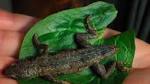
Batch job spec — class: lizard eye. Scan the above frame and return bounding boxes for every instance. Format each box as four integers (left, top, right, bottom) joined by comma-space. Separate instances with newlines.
11, 63, 15, 66
10, 74, 17, 79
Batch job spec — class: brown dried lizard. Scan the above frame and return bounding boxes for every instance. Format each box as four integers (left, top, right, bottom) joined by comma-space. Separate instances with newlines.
4, 15, 127, 84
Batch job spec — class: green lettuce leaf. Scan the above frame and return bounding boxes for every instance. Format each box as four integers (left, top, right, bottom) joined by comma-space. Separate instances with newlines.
19, 1, 117, 59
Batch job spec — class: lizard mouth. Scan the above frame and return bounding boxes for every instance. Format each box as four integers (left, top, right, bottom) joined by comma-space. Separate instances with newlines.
4, 64, 18, 79
4, 70, 16, 79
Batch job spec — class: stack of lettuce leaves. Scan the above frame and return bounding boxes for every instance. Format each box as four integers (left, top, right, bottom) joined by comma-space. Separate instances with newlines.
19, 1, 135, 84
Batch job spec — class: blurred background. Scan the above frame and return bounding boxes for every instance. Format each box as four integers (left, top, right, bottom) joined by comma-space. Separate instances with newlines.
0, 0, 150, 43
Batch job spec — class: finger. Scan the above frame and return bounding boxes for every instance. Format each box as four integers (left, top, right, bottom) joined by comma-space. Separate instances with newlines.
13, 13, 37, 32
0, 9, 37, 32
133, 39, 150, 68
0, 77, 17, 84
0, 56, 15, 71
123, 68, 150, 84
103, 28, 120, 38
0, 31, 24, 57
0, 9, 14, 30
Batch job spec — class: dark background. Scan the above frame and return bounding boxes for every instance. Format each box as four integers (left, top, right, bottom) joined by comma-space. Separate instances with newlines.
0, 0, 150, 43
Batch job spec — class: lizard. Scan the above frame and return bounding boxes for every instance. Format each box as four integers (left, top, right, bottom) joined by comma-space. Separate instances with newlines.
4, 15, 127, 84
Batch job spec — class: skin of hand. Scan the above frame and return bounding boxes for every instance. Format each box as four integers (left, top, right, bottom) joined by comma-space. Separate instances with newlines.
0, 9, 150, 84
0, 9, 36, 84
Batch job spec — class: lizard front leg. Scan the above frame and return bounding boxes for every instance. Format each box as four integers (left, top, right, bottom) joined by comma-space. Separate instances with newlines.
75, 15, 97, 48
84, 15, 97, 35
32, 34, 48, 55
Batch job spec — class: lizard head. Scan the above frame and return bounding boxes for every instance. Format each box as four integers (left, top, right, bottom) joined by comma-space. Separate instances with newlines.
100, 45, 118, 57
91, 45, 118, 61
4, 60, 39, 79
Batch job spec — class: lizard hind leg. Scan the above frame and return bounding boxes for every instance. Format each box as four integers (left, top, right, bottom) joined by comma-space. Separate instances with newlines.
43, 75, 70, 84
116, 62, 130, 72
91, 62, 116, 79
74, 15, 98, 48
32, 34, 48, 55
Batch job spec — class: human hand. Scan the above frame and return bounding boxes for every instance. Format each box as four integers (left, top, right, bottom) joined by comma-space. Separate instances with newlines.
0, 10, 36, 84
0, 10, 150, 84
